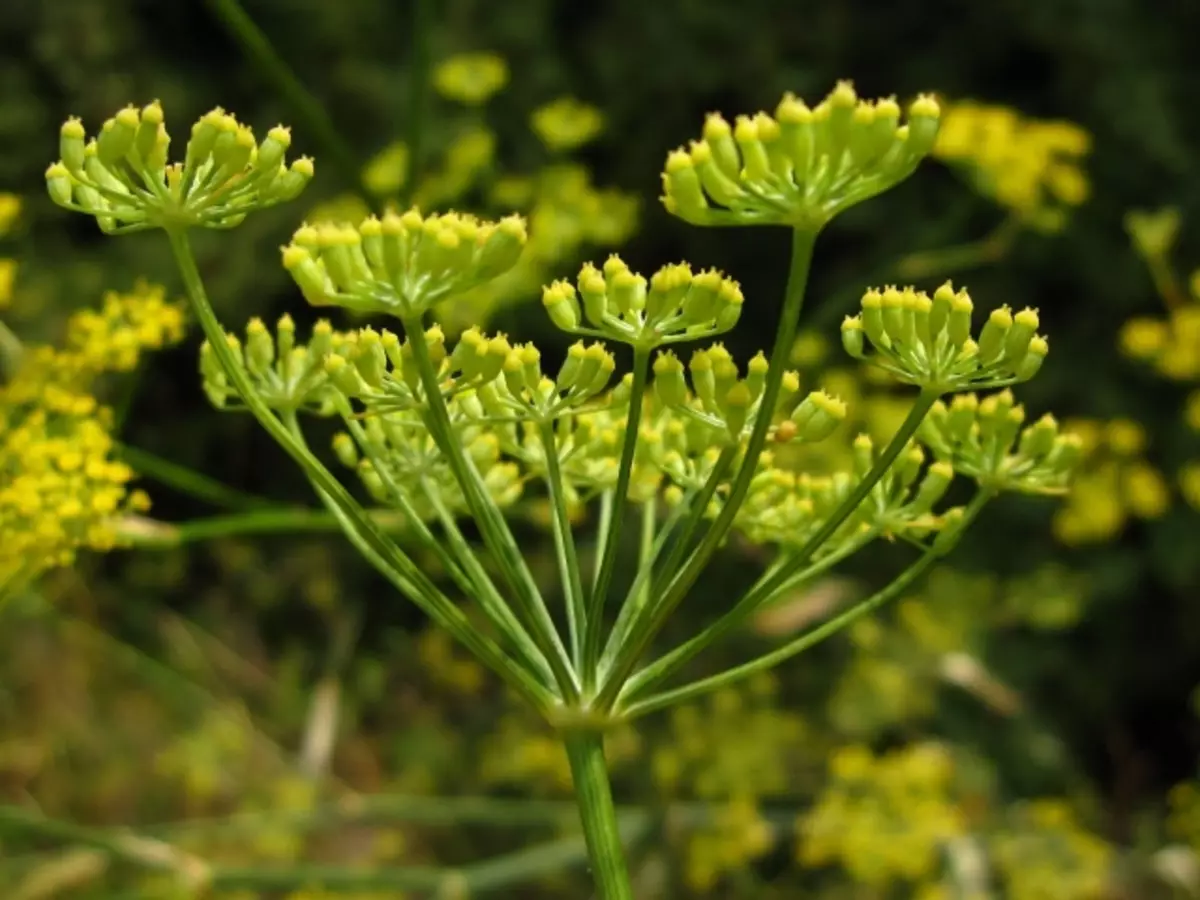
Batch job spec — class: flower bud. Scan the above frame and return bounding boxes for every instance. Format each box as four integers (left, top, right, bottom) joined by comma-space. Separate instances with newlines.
475, 214, 527, 278
578, 262, 609, 326
977, 306, 1012, 366
59, 118, 89, 176
324, 354, 364, 396
861, 289, 888, 348
662, 149, 709, 220
332, 433, 359, 468
852, 433, 875, 479
841, 315, 866, 358
1004, 307, 1039, 364
906, 94, 941, 157
947, 290, 974, 348
96, 106, 140, 167
1014, 335, 1048, 381
1018, 413, 1059, 461
653, 351, 688, 408
245, 317, 275, 374
930, 281, 956, 339
791, 390, 847, 442
556, 341, 587, 392
543, 280, 581, 331
45, 162, 74, 207
912, 460, 954, 513
722, 381, 753, 436
282, 244, 335, 306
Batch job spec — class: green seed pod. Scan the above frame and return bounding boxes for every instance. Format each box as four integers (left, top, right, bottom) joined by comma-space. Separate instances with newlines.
332, 433, 359, 469
905, 94, 941, 158
653, 351, 688, 408
578, 263, 609, 327
1014, 335, 1049, 381
929, 281, 956, 341
556, 341, 587, 392
256, 124, 292, 174
713, 279, 745, 332
947, 290, 974, 348
135, 101, 165, 167
776, 92, 815, 181
861, 289, 888, 349
690, 140, 744, 207
282, 244, 334, 307
977, 306, 1013, 366
60, 118, 88, 173
662, 150, 710, 219
1004, 307, 1040, 365
543, 280, 582, 331
96, 106, 139, 167
912, 460, 954, 514
245, 318, 275, 374
610, 268, 647, 319
734, 114, 772, 184
841, 315, 866, 359
1018, 413, 1059, 461
689, 348, 718, 413
702, 113, 743, 180
45, 162, 74, 207
722, 381, 753, 436
792, 391, 847, 442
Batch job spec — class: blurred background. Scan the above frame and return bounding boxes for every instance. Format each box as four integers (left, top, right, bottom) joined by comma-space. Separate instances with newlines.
2, 0, 1200, 896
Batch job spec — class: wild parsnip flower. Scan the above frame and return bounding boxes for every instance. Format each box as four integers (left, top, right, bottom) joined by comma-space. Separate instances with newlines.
990, 800, 1113, 900
662, 81, 941, 227
281, 210, 528, 318
842, 282, 1049, 390
934, 100, 1091, 231
1052, 417, 1171, 544
0, 283, 184, 596
531, 97, 605, 152
920, 390, 1080, 495
46, 103, 312, 232
433, 52, 509, 105
798, 742, 965, 888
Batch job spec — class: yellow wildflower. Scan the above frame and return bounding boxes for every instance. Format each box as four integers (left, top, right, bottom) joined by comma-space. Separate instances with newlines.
433, 52, 508, 105
531, 97, 605, 152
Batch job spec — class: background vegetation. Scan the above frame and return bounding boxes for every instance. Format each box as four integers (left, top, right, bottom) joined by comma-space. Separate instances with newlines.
1, 0, 1199, 896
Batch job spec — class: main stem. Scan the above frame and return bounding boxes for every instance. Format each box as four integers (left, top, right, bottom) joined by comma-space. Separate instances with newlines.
563, 731, 633, 900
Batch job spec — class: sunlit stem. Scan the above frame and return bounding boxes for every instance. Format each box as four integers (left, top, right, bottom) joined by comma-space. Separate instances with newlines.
400, 313, 579, 700
538, 420, 589, 669
583, 347, 651, 691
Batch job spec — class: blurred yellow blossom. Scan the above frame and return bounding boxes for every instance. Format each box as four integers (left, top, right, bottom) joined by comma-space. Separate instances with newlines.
934, 101, 1091, 231
0, 282, 184, 598
799, 742, 966, 888
1053, 418, 1170, 544
683, 796, 775, 892
990, 800, 1112, 900
531, 97, 605, 152
0, 193, 20, 233
433, 52, 509, 105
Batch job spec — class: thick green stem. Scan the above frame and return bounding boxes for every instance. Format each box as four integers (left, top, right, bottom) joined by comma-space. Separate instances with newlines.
118, 444, 275, 510
539, 420, 589, 669
621, 490, 994, 719
165, 228, 552, 710
401, 313, 578, 699
595, 227, 819, 708
563, 731, 634, 900
203, 0, 367, 199
622, 389, 938, 701
584, 347, 651, 689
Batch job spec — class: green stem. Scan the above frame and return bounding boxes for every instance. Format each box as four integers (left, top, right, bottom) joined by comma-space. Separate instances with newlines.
595, 227, 819, 709
202, 0, 367, 199
563, 731, 634, 900
0, 803, 650, 895
621, 389, 938, 702
400, 0, 433, 207
117, 507, 406, 547
401, 313, 578, 700
598, 446, 736, 680
0, 317, 25, 379
118, 443, 275, 510
620, 490, 994, 719
634, 495, 657, 612
165, 228, 552, 710
584, 347, 651, 689
539, 420, 588, 669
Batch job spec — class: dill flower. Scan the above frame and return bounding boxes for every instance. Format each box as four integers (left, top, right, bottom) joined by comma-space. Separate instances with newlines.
531, 97, 605, 152
990, 800, 1113, 900
433, 52, 509, 105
